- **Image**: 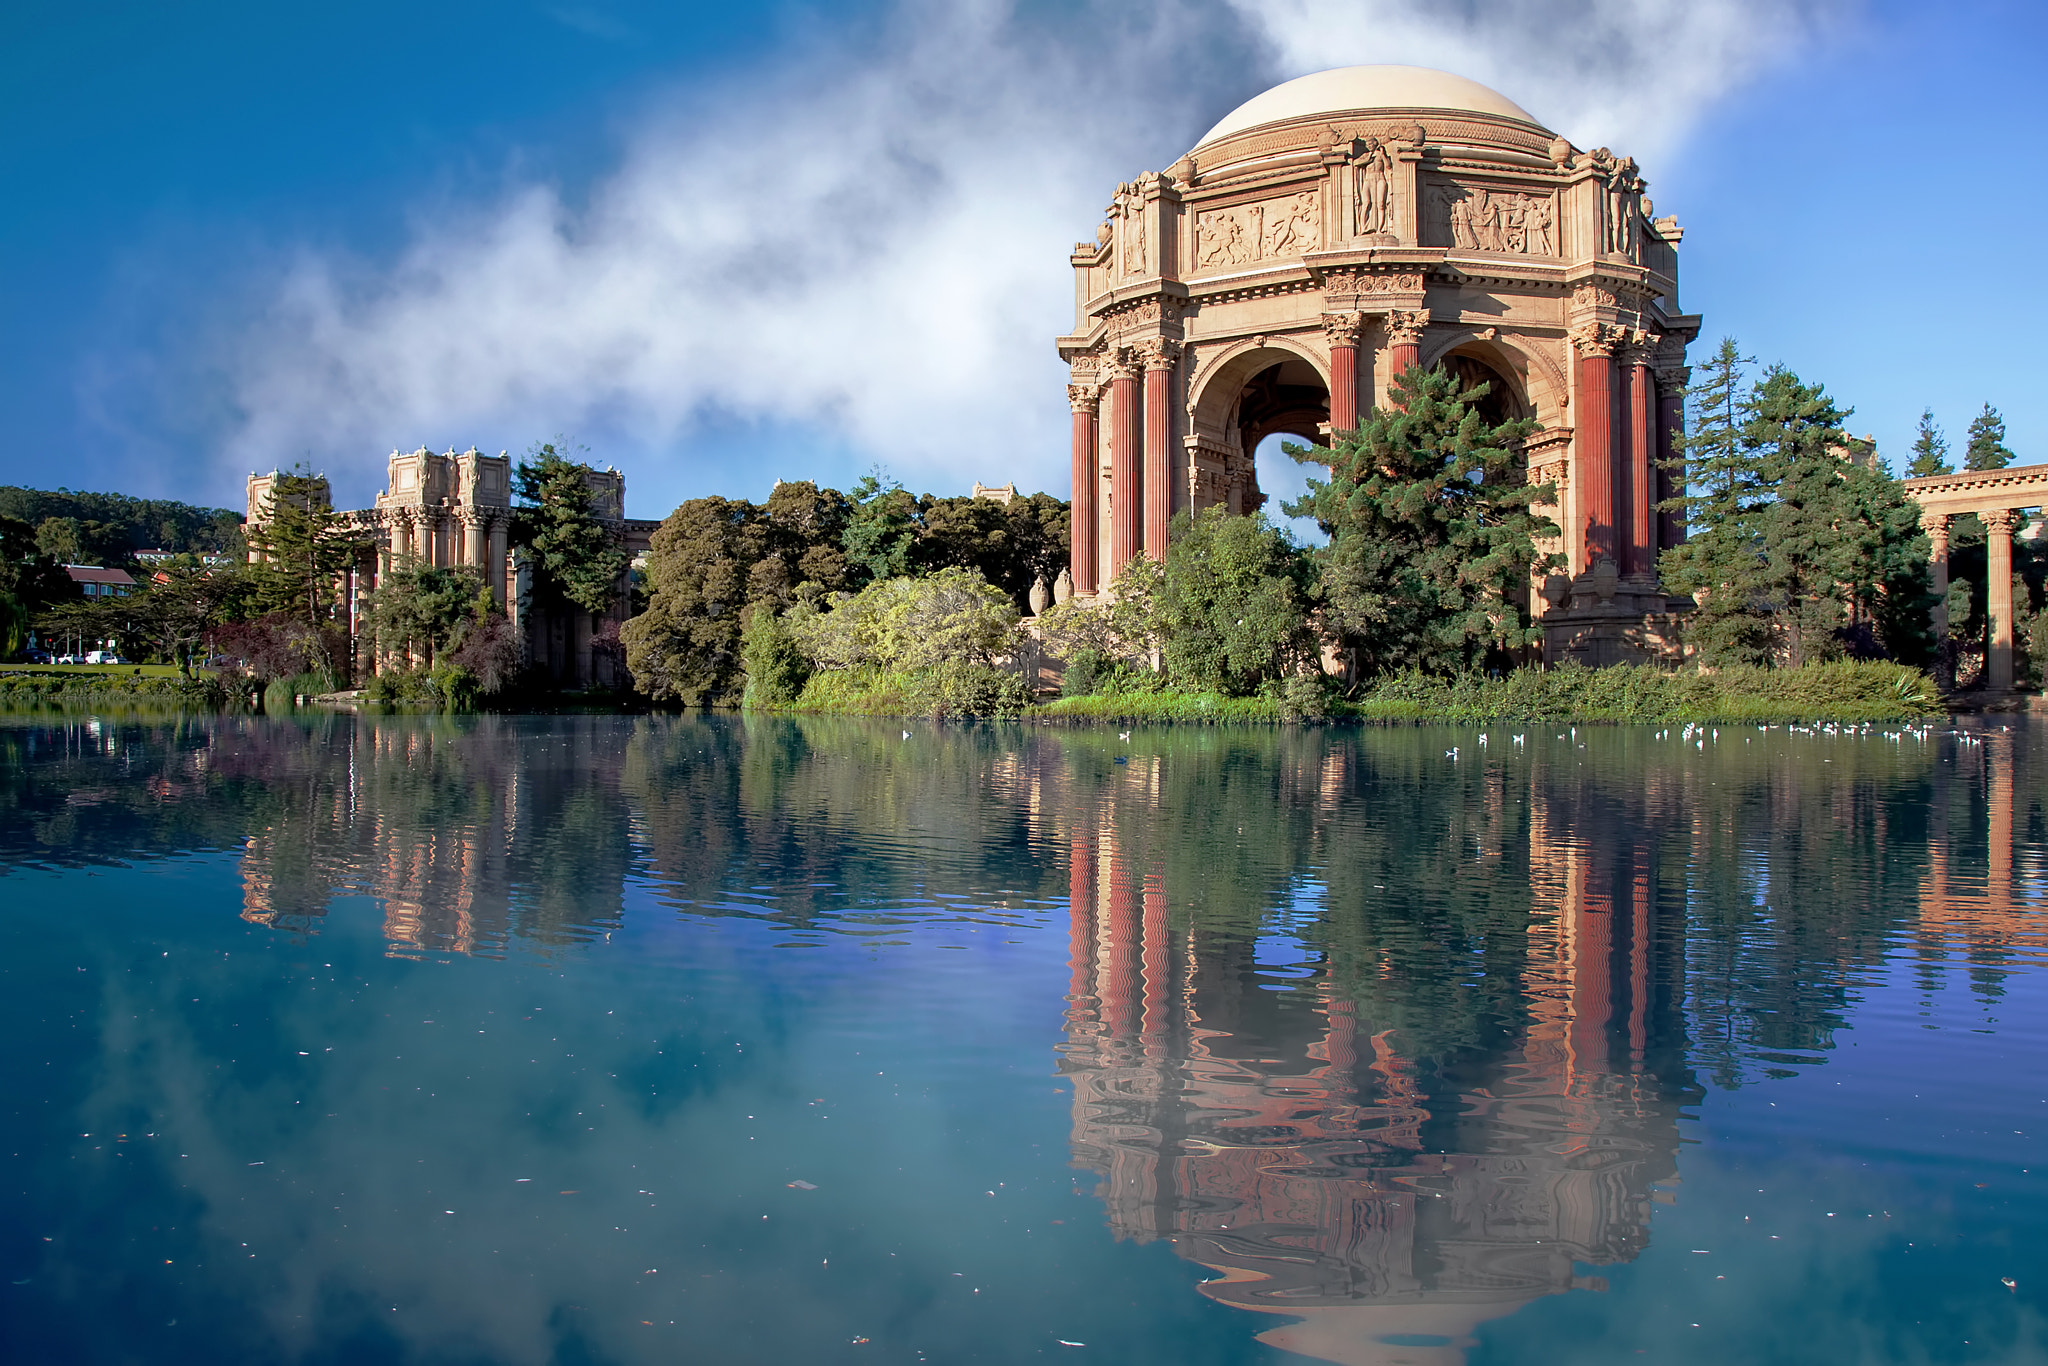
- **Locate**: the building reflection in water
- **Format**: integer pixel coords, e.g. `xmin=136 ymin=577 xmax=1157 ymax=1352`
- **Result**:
xmin=1058 ymin=761 xmax=1692 ymax=1366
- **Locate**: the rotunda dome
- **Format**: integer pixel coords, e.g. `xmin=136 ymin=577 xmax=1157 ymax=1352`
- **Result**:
xmin=1193 ymin=65 xmax=1546 ymax=149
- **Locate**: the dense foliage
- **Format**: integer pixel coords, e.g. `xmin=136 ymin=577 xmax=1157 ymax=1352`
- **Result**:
xmin=1286 ymin=363 xmax=1559 ymax=676
xmin=1660 ymin=340 xmax=1934 ymax=668
xmin=512 ymin=443 xmax=631 ymax=617
xmin=0 ymin=486 xmax=242 ymax=566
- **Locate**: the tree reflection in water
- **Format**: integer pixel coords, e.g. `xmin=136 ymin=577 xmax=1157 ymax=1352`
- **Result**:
xmin=2 ymin=711 xmax=2043 ymax=1363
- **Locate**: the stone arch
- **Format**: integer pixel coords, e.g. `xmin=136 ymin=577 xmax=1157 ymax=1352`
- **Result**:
xmin=1419 ymin=331 xmax=1566 ymax=427
xmin=1184 ymin=337 xmax=1332 ymax=515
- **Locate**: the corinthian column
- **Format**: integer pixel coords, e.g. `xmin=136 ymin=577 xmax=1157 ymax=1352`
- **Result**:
xmin=1138 ymin=338 xmax=1178 ymax=562
xmin=1624 ymin=333 xmax=1660 ymax=580
xmin=1323 ymin=311 xmax=1364 ymax=433
xmin=1385 ymin=310 xmax=1428 ymax=398
xmin=487 ymin=515 xmax=510 ymax=611
xmin=1655 ymin=363 xmax=1689 ymax=553
xmin=1068 ymin=377 xmax=1102 ymax=596
xmin=462 ymin=513 xmax=483 ymax=568
xmin=1986 ymin=508 xmax=2018 ymax=692
xmin=1571 ymin=324 xmax=1623 ymax=572
xmin=1108 ymin=351 xmax=1143 ymax=578
xmin=1927 ymin=514 xmax=1951 ymax=639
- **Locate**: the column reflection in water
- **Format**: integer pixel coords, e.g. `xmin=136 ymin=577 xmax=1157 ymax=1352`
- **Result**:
xmin=1058 ymin=747 xmax=1696 ymax=1366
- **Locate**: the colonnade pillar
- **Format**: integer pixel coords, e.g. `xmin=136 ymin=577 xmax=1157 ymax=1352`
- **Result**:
xmin=487 ymin=518 xmax=510 ymax=612
xmin=1986 ymin=508 xmax=2017 ymax=693
xmin=462 ymin=515 xmax=483 ymax=569
xmin=1140 ymin=340 xmax=1176 ymax=563
xmin=1655 ymin=364 xmax=1688 ymax=553
xmin=1385 ymin=310 xmax=1427 ymax=399
xmin=1927 ymin=515 xmax=1951 ymax=639
xmin=1108 ymin=355 xmax=1143 ymax=579
xmin=1323 ymin=311 xmax=1363 ymax=432
xmin=1573 ymin=325 xmax=1622 ymax=572
xmin=1067 ymin=380 xmax=1101 ymax=596
xmin=1625 ymin=337 xmax=1659 ymax=580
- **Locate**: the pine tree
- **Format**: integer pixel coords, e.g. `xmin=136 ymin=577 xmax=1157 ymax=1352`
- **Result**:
xmin=1287 ymin=363 xmax=1557 ymax=676
xmin=1658 ymin=338 xmax=1777 ymax=665
xmin=1905 ymin=409 xmax=1951 ymax=478
xmin=1964 ymin=404 xmax=2015 ymax=471
xmin=244 ymin=465 xmax=367 ymax=628
xmin=512 ymin=443 xmax=630 ymax=616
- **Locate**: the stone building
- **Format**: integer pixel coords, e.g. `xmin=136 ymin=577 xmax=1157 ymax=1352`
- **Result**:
xmin=1057 ymin=65 xmax=1700 ymax=663
xmin=246 ymin=448 xmax=657 ymax=687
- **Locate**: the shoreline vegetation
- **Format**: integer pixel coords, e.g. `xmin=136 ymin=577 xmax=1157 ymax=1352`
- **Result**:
xmin=2 ymin=658 xmax=1947 ymax=725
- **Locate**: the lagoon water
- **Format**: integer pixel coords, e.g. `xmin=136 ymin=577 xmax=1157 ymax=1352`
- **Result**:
xmin=1 ymin=711 xmax=2044 ymax=1365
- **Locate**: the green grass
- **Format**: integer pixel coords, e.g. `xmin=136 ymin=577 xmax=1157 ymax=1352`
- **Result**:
xmin=1037 ymin=688 xmax=1290 ymax=724
xmin=6 ymin=662 xmax=189 ymax=677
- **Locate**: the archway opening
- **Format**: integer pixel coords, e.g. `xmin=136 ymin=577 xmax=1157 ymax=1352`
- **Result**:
xmin=1438 ymin=350 xmax=1527 ymax=429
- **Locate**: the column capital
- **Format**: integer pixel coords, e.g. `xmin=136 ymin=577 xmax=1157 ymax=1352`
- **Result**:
xmin=1570 ymin=322 xmax=1625 ymax=357
xmin=1984 ymin=508 xmax=2021 ymax=534
xmin=1621 ymin=330 xmax=1663 ymax=369
xmin=1106 ymin=349 xmax=1145 ymax=383
xmin=1654 ymin=363 xmax=1691 ymax=391
xmin=1067 ymin=382 xmax=1104 ymax=413
xmin=1134 ymin=336 xmax=1180 ymax=370
xmin=1384 ymin=309 xmax=1429 ymax=346
xmin=1321 ymin=311 xmax=1365 ymax=347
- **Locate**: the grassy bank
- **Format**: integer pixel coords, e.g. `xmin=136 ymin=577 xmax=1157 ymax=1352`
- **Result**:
xmin=0 ymin=668 xmax=231 ymax=709
xmin=939 ymin=660 xmax=1946 ymax=725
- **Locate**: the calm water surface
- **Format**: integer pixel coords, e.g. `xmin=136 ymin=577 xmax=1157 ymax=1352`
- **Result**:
xmin=1 ymin=712 xmax=2044 ymax=1365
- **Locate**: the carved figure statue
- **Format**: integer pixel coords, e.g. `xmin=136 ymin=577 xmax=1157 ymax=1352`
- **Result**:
xmin=1124 ymin=210 xmax=1147 ymax=276
xmin=1525 ymin=194 xmax=1553 ymax=255
xmin=1471 ymin=188 xmax=1502 ymax=252
xmin=1351 ymin=138 xmax=1394 ymax=238
xmin=1447 ymin=188 xmax=1476 ymax=250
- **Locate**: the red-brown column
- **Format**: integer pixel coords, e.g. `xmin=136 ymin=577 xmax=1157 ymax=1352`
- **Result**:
xmin=1574 ymin=328 xmax=1620 ymax=570
xmin=1323 ymin=312 xmax=1363 ymax=432
xmin=1385 ymin=310 xmax=1426 ymax=401
xmin=1627 ymin=343 xmax=1657 ymax=578
xmin=1108 ymin=358 xmax=1142 ymax=578
xmin=1141 ymin=343 xmax=1176 ymax=562
xmin=1067 ymin=381 xmax=1100 ymax=595
xmin=1101 ymin=835 xmax=1141 ymax=1040
xmin=1068 ymin=831 xmax=1097 ymax=1011
xmin=1140 ymin=869 xmax=1170 ymax=1048
xmin=1655 ymin=365 xmax=1687 ymax=553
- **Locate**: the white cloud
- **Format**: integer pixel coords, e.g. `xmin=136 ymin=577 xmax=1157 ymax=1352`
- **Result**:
xmin=209 ymin=0 xmax=1846 ymax=513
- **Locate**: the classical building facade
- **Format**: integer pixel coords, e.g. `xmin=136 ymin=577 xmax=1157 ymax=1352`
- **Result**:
xmin=246 ymin=448 xmax=657 ymax=687
xmin=1058 ymin=66 xmax=1700 ymax=664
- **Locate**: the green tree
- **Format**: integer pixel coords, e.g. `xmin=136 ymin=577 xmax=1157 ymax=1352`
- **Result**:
xmin=243 ymin=465 xmax=368 ymax=680
xmin=513 ymin=442 xmax=631 ymax=616
xmin=1964 ymin=404 xmax=2015 ymax=471
xmin=0 ymin=486 xmax=242 ymax=559
xmin=1287 ymin=363 xmax=1555 ymax=677
xmin=0 ymin=513 xmax=71 ymax=657
xmin=1906 ymin=409 xmax=1952 ymax=478
xmin=123 ymin=561 xmax=256 ymax=675
xmin=1155 ymin=507 xmax=1321 ymax=696
xmin=623 ymin=496 xmax=771 ymax=704
xmin=785 ymin=567 xmax=1021 ymax=673
xmin=841 ymin=469 xmax=918 ymax=585
xmin=360 ymin=562 xmax=489 ymax=667
xmin=1659 ymin=338 xmax=1778 ymax=666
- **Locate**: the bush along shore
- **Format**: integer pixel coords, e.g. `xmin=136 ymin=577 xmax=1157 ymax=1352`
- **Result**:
xmin=0 ymin=668 xmax=232 ymax=709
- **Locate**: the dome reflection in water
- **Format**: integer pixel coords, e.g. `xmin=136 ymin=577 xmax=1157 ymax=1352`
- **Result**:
xmin=0 ymin=713 xmax=2043 ymax=1365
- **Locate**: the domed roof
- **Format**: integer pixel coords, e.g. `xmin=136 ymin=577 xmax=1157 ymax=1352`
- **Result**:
xmin=1193 ymin=65 xmax=1544 ymax=149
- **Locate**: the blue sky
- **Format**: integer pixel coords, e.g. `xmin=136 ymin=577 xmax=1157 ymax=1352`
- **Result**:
xmin=2 ymin=0 xmax=2042 ymax=520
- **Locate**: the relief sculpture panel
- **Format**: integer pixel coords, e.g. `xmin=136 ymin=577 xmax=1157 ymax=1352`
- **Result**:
xmin=1193 ymin=191 xmax=1320 ymax=270
xmin=1427 ymin=180 xmax=1556 ymax=257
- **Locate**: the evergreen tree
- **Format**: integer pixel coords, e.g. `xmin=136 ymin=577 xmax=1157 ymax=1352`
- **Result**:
xmin=1287 ymin=363 xmax=1557 ymax=676
xmin=1964 ymin=404 xmax=2015 ymax=471
xmin=1658 ymin=338 xmax=1777 ymax=665
xmin=841 ymin=469 xmax=918 ymax=585
xmin=513 ymin=442 xmax=631 ymax=616
xmin=244 ymin=465 xmax=367 ymax=629
xmin=1748 ymin=365 xmax=1860 ymax=665
xmin=1905 ymin=408 xmax=1951 ymax=478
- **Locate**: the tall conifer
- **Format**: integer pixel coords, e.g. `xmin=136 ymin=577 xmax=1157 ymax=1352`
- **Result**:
xmin=1905 ymin=409 xmax=1951 ymax=478
xmin=1964 ymin=404 xmax=2015 ymax=471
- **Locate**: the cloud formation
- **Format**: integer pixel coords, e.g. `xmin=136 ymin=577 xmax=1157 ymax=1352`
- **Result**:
xmin=205 ymin=0 xmax=1845 ymax=510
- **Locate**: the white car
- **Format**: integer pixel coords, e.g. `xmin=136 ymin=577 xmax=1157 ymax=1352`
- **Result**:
xmin=85 ymin=650 xmax=128 ymax=665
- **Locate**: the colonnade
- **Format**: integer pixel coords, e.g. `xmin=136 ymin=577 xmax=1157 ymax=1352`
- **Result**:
xmin=369 ymin=507 xmax=514 ymax=611
xmin=1904 ymin=463 xmax=2048 ymax=693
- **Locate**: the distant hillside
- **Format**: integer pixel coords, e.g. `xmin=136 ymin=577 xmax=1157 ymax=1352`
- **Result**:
xmin=0 ymin=486 xmax=243 ymax=566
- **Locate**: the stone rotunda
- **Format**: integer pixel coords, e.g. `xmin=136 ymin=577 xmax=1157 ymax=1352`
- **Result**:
xmin=1056 ymin=65 xmax=1701 ymax=663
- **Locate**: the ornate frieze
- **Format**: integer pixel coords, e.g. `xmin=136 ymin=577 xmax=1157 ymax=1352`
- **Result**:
xmin=1105 ymin=296 xmax=1182 ymax=335
xmin=1319 ymin=268 xmax=1426 ymax=295
xmin=1428 ymin=180 xmax=1557 ymax=256
xmin=1194 ymin=191 xmax=1321 ymax=269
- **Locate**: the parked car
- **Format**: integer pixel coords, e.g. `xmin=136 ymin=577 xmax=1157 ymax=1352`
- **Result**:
xmin=55 ymin=653 xmax=85 ymax=665
xmin=84 ymin=650 xmax=127 ymax=665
